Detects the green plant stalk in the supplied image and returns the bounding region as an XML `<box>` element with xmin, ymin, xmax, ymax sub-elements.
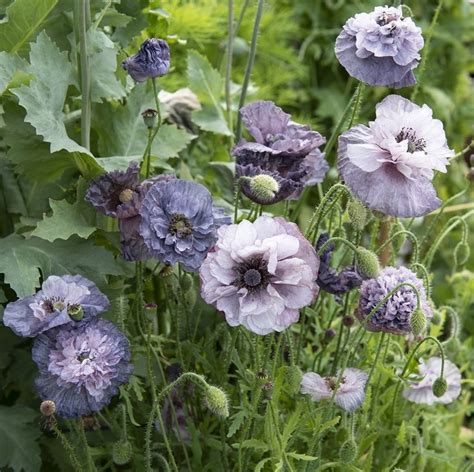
<box><xmin>52</xmin><ymin>422</ymin><xmax>83</xmax><ymax>472</ymax></box>
<box><xmin>75</xmin><ymin>0</ymin><xmax>91</xmax><ymax>150</ymax></box>
<box><xmin>225</xmin><ymin>0</ymin><xmax>234</xmax><ymax>133</ymax></box>
<box><xmin>77</xmin><ymin>418</ymin><xmax>97</xmax><ymax>472</ymax></box>
<box><xmin>235</xmin><ymin>0</ymin><xmax>265</xmax><ymax>141</ymax></box>
<box><xmin>376</xmin><ymin>229</ymin><xmax>419</xmax><ymax>264</ymax></box>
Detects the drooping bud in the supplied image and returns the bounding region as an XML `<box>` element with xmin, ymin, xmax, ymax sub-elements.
<box><xmin>119</xmin><ymin>188</ymin><xmax>134</xmax><ymax>203</ymax></box>
<box><xmin>355</xmin><ymin>247</ymin><xmax>380</xmax><ymax>278</ymax></box>
<box><xmin>112</xmin><ymin>439</ymin><xmax>133</xmax><ymax>465</ymax></box>
<box><xmin>68</xmin><ymin>304</ymin><xmax>84</xmax><ymax>321</ymax></box>
<box><xmin>347</xmin><ymin>199</ymin><xmax>368</xmax><ymax>231</ymax></box>
<box><xmin>204</xmin><ymin>385</ymin><xmax>229</xmax><ymax>418</ymax></box>
<box><xmin>432</xmin><ymin>377</ymin><xmax>448</xmax><ymax>398</ymax></box>
<box><xmin>142</xmin><ymin>108</ymin><xmax>158</xmax><ymax>129</ymax></box>
<box><xmin>339</xmin><ymin>439</ymin><xmax>358</xmax><ymax>463</ymax></box>
<box><xmin>248</xmin><ymin>175</ymin><xmax>280</xmax><ymax>203</ymax></box>
<box><xmin>40</xmin><ymin>400</ymin><xmax>56</xmax><ymax>417</ymax></box>
<box><xmin>409</xmin><ymin>308</ymin><xmax>426</xmax><ymax>337</ymax></box>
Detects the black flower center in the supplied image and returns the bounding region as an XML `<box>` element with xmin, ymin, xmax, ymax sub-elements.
<box><xmin>235</xmin><ymin>257</ymin><xmax>270</xmax><ymax>291</ymax></box>
<box><xmin>325</xmin><ymin>376</ymin><xmax>346</xmax><ymax>391</ymax></box>
<box><xmin>395</xmin><ymin>127</ymin><xmax>426</xmax><ymax>153</ymax></box>
<box><xmin>77</xmin><ymin>351</ymin><xmax>90</xmax><ymax>362</ymax></box>
<box><xmin>377</xmin><ymin>12</ymin><xmax>400</xmax><ymax>26</ymax></box>
<box><xmin>169</xmin><ymin>213</ymin><xmax>193</xmax><ymax>238</ymax></box>
<box><xmin>43</xmin><ymin>297</ymin><xmax>65</xmax><ymax>314</ymax></box>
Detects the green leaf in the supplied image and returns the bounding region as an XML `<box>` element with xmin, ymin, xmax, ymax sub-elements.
<box><xmin>227</xmin><ymin>410</ymin><xmax>247</xmax><ymax>438</ymax></box>
<box><xmin>0</xmin><ymin>0</ymin><xmax>58</xmax><ymax>55</ymax></box>
<box><xmin>0</xmin><ymin>51</ymin><xmax>30</xmax><ymax>95</ymax></box>
<box><xmin>95</xmin><ymin>86</ymin><xmax>193</xmax><ymax>159</ymax></box>
<box><xmin>88</xmin><ymin>29</ymin><xmax>126</xmax><ymax>103</ymax></box>
<box><xmin>187</xmin><ymin>50</ymin><xmax>231</xmax><ymax>136</ymax></box>
<box><xmin>232</xmin><ymin>439</ymin><xmax>269</xmax><ymax>451</ymax></box>
<box><xmin>0</xmin><ymin>234</ymin><xmax>132</xmax><ymax>297</ymax></box>
<box><xmin>286</xmin><ymin>453</ymin><xmax>318</xmax><ymax>462</ymax></box>
<box><xmin>255</xmin><ymin>457</ymin><xmax>272</xmax><ymax>472</ymax></box>
<box><xmin>31</xmin><ymin>198</ymin><xmax>96</xmax><ymax>242</ymax></box>
<box><xmin>0</xmin><ymin>405</ymin><xmax>41</xmax><ymax>472</ymax></box>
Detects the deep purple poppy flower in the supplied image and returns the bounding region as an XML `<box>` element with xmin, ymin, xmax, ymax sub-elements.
<box><xmin>338</xmin><ymin>95</ymin><xmax>453</xmax><ymax>217</ymax></box>
<box><xmin>234</xmin><ymin>101</ymin><xmax>328</xmax><ymax>204</ymax></box>
<box><xmin>357</xmin><ymin>266</ymin><xmax>432</xmax><ymax>335</ymax></box>
<box><xmin>32</xmin><ymin>318</ymin><xmax>132</xmax><ymax>418</ymax></box>
<box><xmin>3</xmin><ymin>275</ymin><xmax>109</xmax><ymax>338</ymax></box>
<box><xmin>335</xmin><ymin>6</ymin><xmax>424</xmax><ymax>88</ymax></box>
<box><xmin>122</xmin><ymin>38</ymin><xmax>170</xmax><ymax>83</ymax></box>
<box><xmin>139</xmin><ymin>179</ymin><xmax>231</xmax><ymax>271</ymax></box>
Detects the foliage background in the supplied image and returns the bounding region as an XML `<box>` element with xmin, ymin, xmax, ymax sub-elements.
<box><xmin>0</xmin><ymin>0</ymin><xmax>473</xmax><ymax>471</ymax></box>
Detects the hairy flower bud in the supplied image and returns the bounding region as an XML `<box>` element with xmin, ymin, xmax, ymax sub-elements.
<box><xmin>410</xmin><ymin>308</ymin><xmax>426</xmax><ymax>336</ymax></box>
<box><xmin>112</xmin><ymin>440</ymin><xmax>133</xmax><ymax>465</ymax></box>
<box><xmin>40</xmin><ymin>400</ymin><xmax>56</xmax><ymax>417</ymax></box>
<box><xmin>339</xmin><ymin>439</ymin><xmax>358</xmax><ymax>463</ymax></box>
<box><xmin>432</xmin><ymin>377</ymin><xmax>448</xmax><ymax>398</ymax></box>
<box><xmin>248</xmin><ymin>175</ymin><xmax>280</xmax><ymax>203</ymax></box>
<box><xmin>204</xmin><ymin>386</ymin><xmax>229</xmax><ymax>418</ymax></box>
<box><xmin>347</xmin><ymin>199</ymin><xmax>367</xmax><ymax>231</ymax></box>
<box><xmin>355</xmin><ymin>247</ymin><xmax>380</xmax><ymax>278</ymax></box>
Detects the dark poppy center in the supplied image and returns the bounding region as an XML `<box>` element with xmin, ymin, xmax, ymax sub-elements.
<box><xmin>77</xmin><ymin>351</ymin><xmax>90</xmax><ymax>362</ymax></box>
<box><xmin>395</xmin><ymin>127</ymin><xmax>426</xmax><ymax>153</ymax></box>
<box><xmin>243</xmin><ymin>269</ymin><xmax>262</xmax><ymax>287</ymax></box>
<box><xmin>169</xmin><ymin>213</ymin><xmax>193</xmax><ymax>238</ymax></box>
<box><xmin>377</xmin><ymin>12</ymin><xmax>399</xmax><ymax>26</ymax></box>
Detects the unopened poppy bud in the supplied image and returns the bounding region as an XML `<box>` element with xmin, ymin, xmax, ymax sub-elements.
<box><xmin>432</xmin><ymin>377</ymin><xmax>448</xmax><ymax>398</ymax></box>
<box><xmin>204</xmin><ymin>385</ymin><xmax>229</xmax><ymax>418</ymax></box>
<box><xmin>248</xmin><ymin>175</ymin><xmax>280</xmax><ymax>203</ymax></box>
<box><xmin>410</xmin><ymin>308</ymin><xmax>426</xmax><ymax>337</ymax></box>
<box><xmin>40</xmin><ymin>400</ymin><xmax>56</xmax><ymax>417</ymax></box>
<box><xmin>355</xmin><ymin>247</ymin><xmax>380</xmax><ymax>278</ymax></box>
<box><xmin>347</xmin><ymin>199</ymin><xmax>367</xmax><ymax>231</ymax></box>
<box><xmin>112</xmin><ymin>439</ymin><xmax>133</xmax><ymax>465</ymax></box>
<box><xmin>339</xmin><ymin>439</ymin><xmax>358</xmax><ymax>463</ymax></box>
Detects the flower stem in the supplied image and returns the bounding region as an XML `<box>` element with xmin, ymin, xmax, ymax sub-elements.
<box><xmin>52</xmin><ymin>422</ymin><xmax>83</xmax><ymax>472</ymax></box>
<box><xmin>75</xmin><ymin>0</ymin><xmax>91</xmax><ymax>150</ymax></box>
<box><xmin>235</xmin><ymin>0</ymin><xmax>265</xmax><ymax>141</ymax></box>
<box><xmin>225</xmin><ymin>0</ymin><xmax>234</xmax><ymax>134</ymax></box>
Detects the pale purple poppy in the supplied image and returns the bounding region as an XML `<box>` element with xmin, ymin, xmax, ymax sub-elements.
<box><xmin>300</xmin><ymin>368</ymin><xmax>368</xmax><ymax>412</ymax></box>
<box><xmin>199</xmin><ymin>216</ymin><xmax>319</xmax><ymax>335</ymax></box>
<box><xmin>32</xmin><ymin>318</ymin><xmax>132</xmax><ymax>418</ymax></box>
<box><xmin>139</xmin><ymin>179</ymin><xmax>231</xmax><ymax>271</ymax></box>
<box><xmin>3</xmin><ymin>275</ymin><xmax>109</xmax><ymax>337</ymax></box>
<box><xmin>403</xmin><ymin>357</ymin><xmax>461</xmax><ymax>405</ymax></box>
<box><xmin>357</xmin><ymin>266</ymin><xmax>432</xmax><ymax>335</ymax></box>
<box><xmin>122</xmin><ymin>38</ymin><xmax>170</xmax><ymax>82</ymax></box>
<box><xmin>338</xmin><ymin>95</ymin><xmax>453</xmax><ymax>217</ymax></box>
<box><xmin>234</xmin><ymin>101</ymin><xmax>328</xmax><ymax>204</ymax></box>
<box><xmin>335</xmin><ymin>6</ymin><xmax>424</xmax><ymax>88</ymax></box>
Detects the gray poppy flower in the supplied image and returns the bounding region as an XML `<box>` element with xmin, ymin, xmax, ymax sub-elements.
<box><xmin>335</xmin><ymin>6</ymin><xmax>424</xmax><ymax>88</ymax></box>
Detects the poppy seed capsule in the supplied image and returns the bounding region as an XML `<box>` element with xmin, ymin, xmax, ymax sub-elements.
<box><xmin>325</xmin><ymin>328</ymin><xmax>336</xmax><ymax>339</ymax></box>
<box><xmin>343</xmin><ymin>315</ymin><xmax>355</xmax><ymax>327</ymax></box>
<box><xmin>142</xmin><ymin>108</ymin><xmax>158</xmax><ymax>129</ymax></box>
<box><xmin>40</xmin><ymin>400</ymin><xmax>56</xmax><ymax>417</ymax></box>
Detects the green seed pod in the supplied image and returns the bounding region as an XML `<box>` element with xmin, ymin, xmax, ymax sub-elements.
<box><xmin>112</xmin><ymin>439</ymin><xmax>133</xmax><ymax>465</ymax></box>
<box><xmin>355</xmin><ymin>247</ymin><xmax>380</xmax><ymax>278</ymax></box>
<box><xmin>141</xmin><ymin>108</ymin><xmax>158</xmax><ymax>129</ymax></box>
<box><xmin>409</xmin><ymin>308</ymin><xmax>426</xmax><ymax>337</ymax></box>
<box><xmin>68</xmin><ymin>304</ymin><xmax>84</xmax><ymax>321</ymax></box>
<box><xmin>204</xmin><ymin>385</ymin><xmax>229</xmax><ymax>418</ymax></box>
<box><xmin>249</xmin><ymin>174</ymin><xmax>280</xmax><ymax>202</ymax></box>
<box><xmin>40</xmin><ymin>400</ymin><xmax>56</xmax><ymax>417</ymax></box>
<box><xmin>118</xmin><ymin>188</ymin><xmax>134</xmax><ymax>203</ymax></box>
<box><xmin>339</xmin><ymin>439</ymin><xmax>358</xmax><ymax>463</ymax></box>
<box><xmin>347</xmin><ymin>199</ymin><xmax>368</xmax><ymax>231</ymax></box>
<box><xmin>432</xmin><ymin>377</ymin><xmax>448</xmax><ymax>398</ymax></box>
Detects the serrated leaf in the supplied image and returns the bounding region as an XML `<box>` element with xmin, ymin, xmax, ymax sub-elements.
<box><xmin>13</xmin><ymin>32</ymin><xmax>87</xmax><ymax>154</ymax></box>
<box><xmin>0</xmin><ymin>405</ymin><xmax>41</xmax><ymax>472</ymax></box>
<box><xmin>0</xmin><ymin>52</ymin><xmax>30</xmax><ymax>95</ymax></box>
<box><xmin>227</xmin><ymin>410</ymin><xmax>247</xmax><ymax>438</ymax></box>
<box><xmin>0</xmin><ymin>234</ymin><xmax>132</xmax><ymax>297</ymax></box>
<box><xmin>286</xmin><ymin>453</ymin><xmax>318</xmax><ymax>461</ymax></box>
<box><xmin>95</xmin><ymin>86</ymin><xmax>194</xmax><ymax>159</ymax></box>
<box><xmin>232</xmin><ymin>439</ymin><xmax>269</xmax><ymax>451</ymax></box>
<box><xmin>255</xmin><ymin>457</ymin><xmax>272</xmax><ymax>472</ymax></box>
<box><xmin>187</xmin><ymin>50</ymin><xmax>231</xmax><ymax>136</ymax></box>
<box><xmin>31</xmin><ymin>198</ymin><xmax>96</xmax><ymax>242</ymax></box>
<box><xmin>88</xmin><ymin>29</ymin><xmax>126</xmax><ymax>103</ymax></box>
<box><xmin>0</xmin><ymin>0</ymin><xmax>58</xmax><ymax>55</ymax></box>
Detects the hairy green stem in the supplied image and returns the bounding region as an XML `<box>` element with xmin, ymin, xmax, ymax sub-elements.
<box><xmin>52</xmin><ymin>422</ymin><xmax>83</xmax><ymax>472</ymax></box>
<box><xmin>225</xmin><ymin>0</ymin><xmax>234</xmax><ymax>134</ymax></box>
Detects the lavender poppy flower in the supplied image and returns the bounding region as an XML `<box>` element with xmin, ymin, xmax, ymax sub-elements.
<box><xmin>85</xmin><ymin>161</ymin><xmax>141</xmax><ymax>218</ymax></box>
<box><xmin>3</xmin><ymin>275</ymin><xmax>109</xmax><ymax>338</ymax></box>
<box><xmin>316</xmin><ymin>233</ymin><xmax>366</xmax><ymax>299</ymax></box>
<box><xmin>301</xmin><ymin>368</ymin><xmax>368</xmax><ymax>412</ymax></box>
<box><xmin>139</xmin><ymin>179</ymin><xmax>231</xmax><ymax>271</ymax></box>
<box><xmin>122</xmin><ymin>38</ymin><xmax>170</xmax><ymax>82</ymax></box>
<box><xmin>32</xmin><ymin>318</ymin><xmax>132</xmax><ymax>418</ymax></box>
<box><xmin>357</xmin><ymin>266</ymin><xmax>432</xmax><ymax>335</ymax></box>
<box><xmin>403</xmin><ymin>357</ymin><xmax>461</xmax><ymax>406</ymax></box>
<box><xmin>335</xmin><ymin>6</ymin><xmax>424</xmax><ymax>88</ymax></box>
<box><xmin>338</xmin><ymin>95</ymin><xmax>453</xmax><ymax>217</ymax></box>
<box><xmin>200</xmin><ymin>216</ymin><xmax>319</xmax><ymax>335</ymax></box>
<box><xmin>234</xmin><ymin>101</ymin><xmax>328</xmax><ymax>204</ymax></box>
